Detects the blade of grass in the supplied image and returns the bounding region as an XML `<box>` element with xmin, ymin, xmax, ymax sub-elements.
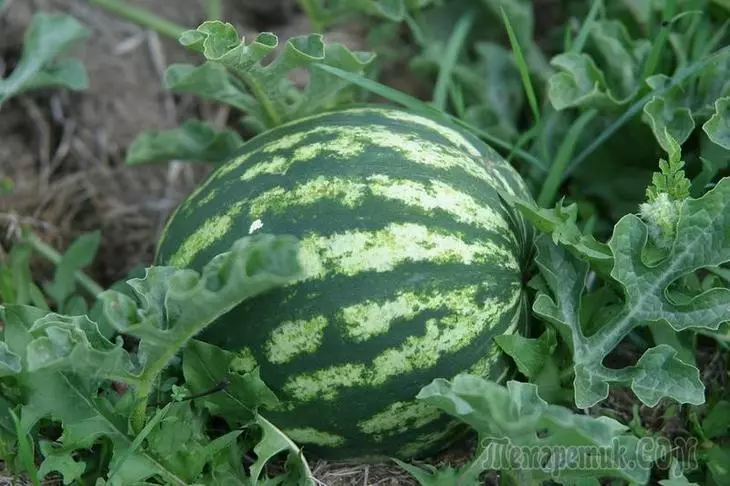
<box><xmin>311</xmin><ymin>64</ymin><xmax>548</xmax><ymax>172</ymax></box>
<box><xmin>106</xmin><ymin>403</ymin><xmax>172</xmax><ymax>482</ymax></box>
<box><xmin>206</xmin><ymin>0</ymin><xmax>222</xmax><ymax>20</ymax></box>
<box><xmin>538</xmin><ymin>108</ymin><xmax>598</xmax><ymax>207</ymax></box>
<box><xmin>88</xmin><ymin>0</ymin><xmax>188</xmax><ymax>40</ymax></box>
<box><xmin>500</xmin><ymin>6</ymin><xmax>540</xmax><ymax>124</ymax></box>
<box><xmin>11</xmin><ymin>409</ymin><xmax>40</xmax><ymax>486</ymax></box>
<box><xmin>448</xmin><ymin>83</ymin><xmax>466</xmax><ymax>118</ymax></box>
<box><xmin>563</xmin><ymin>45</ymin><xmax>730</xmax><ymax>180</ymax></box>
<box><xmin>506</xmin><ymin>123</ymin><xmax>540</xmax><ymax>164</ymax></box>
<box><xmin>297</xmin><ymin>0</ymin><xmax>326</xmax><ymax>32</ymax></box>
<box><xmin>570</xmin><ymin>0</ymin><xmax>603</xmax><ymax>54</ymax></box>
<box><xmin>432</xmin><ymin>10</ymin><xmax>474</xmax><ymax>111</ymax></box>
<box><xmin>640</xmin><ymin>0</ymin><xmax>677</xmax><ymax>81</ymax></box>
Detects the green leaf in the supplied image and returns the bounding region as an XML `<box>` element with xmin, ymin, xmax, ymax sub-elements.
<box><xmin>250</xmin><ymin>415</ymin><xmax>314</xmax><ymax>485</ymax></box>
<box><xmin>0</xmin><ymin>234</ymin><xmax>303</xmax><ymax>484</ymax></box>
<box><xmin>701</xmin><ymin>400</ymin><xmax>730</xmax><ymax>439</ymax></box>
<box><xmin>588</xmin><ymin>20</ymin><xmax>650</xmax><ymax>100</ymax></box>
<box><xmin>500</xmin><ymin>5</ymin><xmax>540</xmax><ymax>123</ymax></box>
<box><xmin>0</xmin><ymin>342</ymin><xmax>22</xmax><ymax>377</ymax></box>
<box><xmin>141</xmin><ymin>401</ymin><xmax>242</xmax><ymax>481</ymax></box>
<box><xmin>703</xmin><ymin>96</ymin><xmax>730</xmax><ymax>150</ymax></box>
<box><xmin>24</xmin><ymin>313</ymin><xmax>138</xmax><ymax>383</ymax></box>
<box><xmin>2</xmin><ymin>305</ymin><xmax>188</xmax><ymax>486</ymax></box>
<box><xmin>658</xmin><ymin>457</ymin><xmax>699</xmax><ymax>485</ymax></box>
<box><xmin>126</xmin><ymin>119</ymin><xmax>244</xmax><ymax>165</ymax></box>
<box><xmin>393</xmin><ymin>459</ymin><xmax>482</xmax><ymax>486</ymax></box>
<box><xmin>43</xmin><ymin>231</ymin><xmax>101</xmax><ymax>312</ymax></box>
<box><xmin>548</xmin><ymin>52</ymin><xmax>620</xmax><ymax>110</ymax></box>
<box><xmin>182</xmin><ymin>339</ymin><xmax>279</xmax><ymax>425</ymax></box>
<box><xmin>548</xmin><ymin>20</ymin><xmax>650</xmax><ymax>111</ymax></box>
<box><xmin>177</xmin><ymin>22</ymin><xmax>375</xmax><ymax>129</ymax></box>
<box><xmin>461</xmin><ymin>42</ymin><xmax>524</xmax><ymax>140</ymax></box>
<box><xmin>1</xmin><ymin>243</ymin><xmax>48</xmax><ymax>308</ymax></box>
<box><xmin>164</xmin><ymin>62</ymin><xmax>255</xmax><ymax>112</ymax></box>
<box><xmin>510</xmin><ymin>197</ymin><xmax>613</xmax><ymax>275</ymax></box>
<box><xmin>0</xmin><ymin>12</ymin><xmax>89</xmax><ymax>107</ymax></box>
<box><xmin>38</xmin><ymin>440</ymin><xmax>86</xmax><ymax>484</ymax></box>
<box><xmin>99</xmin><ymin>234</ymin><xmax>301</xmax><ymax>378</ymax></box>
<box><xmin>417</xmin><ymin>376</ymin><xmax>656</xmax><ymax>484</ymax></box>
<box><xmin>494</xmin><ymin>328</ymin><xmax>557</xmax><ymax>379</ymax></box>
<box><xmin>533</xmin><ymin>174</ymin><xmax>730</xmax><ymax>408</ymax></box>
<box><xmin>642</xmin><ymin>75</ymin><xmax>695</xmax><ymax>153</ymax></box>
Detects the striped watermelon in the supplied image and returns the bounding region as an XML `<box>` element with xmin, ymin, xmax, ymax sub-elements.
<box><xmin>155</xmin><ymin>106</ymin><xmax>534</xmax><ymax>461</ymax></box>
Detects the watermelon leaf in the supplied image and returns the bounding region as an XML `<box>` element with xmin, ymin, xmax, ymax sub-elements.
<box><xmin>125</xmin><ymin>119</ymin><xmax>244</xmax><ymax>165</ymax></box>
<box><xmin>250</xmin><ymin>415</ymin><xmax>315</xmax><ymax>485</ymax></box>
<box><xmin>414</xmin><ymin>375</ymin><xmax>659</xmax><ymax>484</ymax></box>
<box><xmin>510</xmin><ymin>196</ymin><xmax>613</xmax><ymax>275</ymax></box>
<box><xmin>0</xmin><ymin>233</ymin><xmax>303</xmax><ymax>484</ymax></box>
<box><xmin>177</xmin><ymin>21</ymin><xmax>375</xmax><ymax>130</ymax></box>
<box><xmin>182</xmin><ymin>339</ymin><xmax>279</xmax><ymax>425</ymax></box>
<box><xmin>533</xmin><ymin>179</ymin><xmax>730</xmax><ymax>409</ymax></box>
<box><xmin>642</xmin><ymin>75</ymin><xmax>696</xmax><ymax>153</ymax></box>
<box><xmin>494</xmin><ymin>327</ymin><xmax>557</xmax><ymax>380</ymax></box>
<box><xmin>548</xmin><ymin>20</ymin><xmax>650</xmax><ymax>111</ymax></box>
<box><xmin>164</xmin><ymin>62</ymin><xmax>255</xmax><ymax>113</ymax></box>
<box><xmin>703</xmin><ymin>96</ymin><xmax>730</xmax><ymax>150</ymax></box>
<box><xmin>0</xmin><ymin>12</ymin><xmax>89</xmax><ymax>108</ymax></box>
<box><xmin>392</xmin><ymin>458</ymin><xmax>482</xmax><ymax>486</ymax></box>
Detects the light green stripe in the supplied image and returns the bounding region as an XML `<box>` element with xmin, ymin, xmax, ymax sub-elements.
<box><xmin>296</xmin><ymin>222</ymin><xmax>519</xmax><ymax>282</ymax></box>
<box><xmin>248</xmin><ymin>175</ymin><xmax>513</xmax><ymax>239</ymax></box>
<box><xmin>235</xmin><ymin>124</ymin><xmax>505</xmax><ymax>189</ymax></box>
<box><xmin>265</xmin><ymin>316</ymin><xmax>329</xmax><ymax>364</ymax></box>
<box><xmin>283</xmin><ymin>288</ymin><xmax>522</xmax><ymax>401</ymax></box>
<box><xmin>358</xmin><ymin>400</ymin><xmax>441</xmax><ymax>436</ymax></box>
<box><xmin>231</xmin><ymin>347</ymin><xmax>257</xmax><ymax>373</ymax></box>
<box><xmin>377</xmin><ymin>109</ymin><xmax>481</xmax><ymax>157</ymax></box>
<box><xmin>282</xmin><ymin>427</ymin><xmax>345</xmax><ymax>447</ymax></box>
<box><xmin>339</xmin><ymin>285</ymin><xmax>496</xmax><ymax>342</ymax></box>
<box><xmin>169</xmin><ymin>200</ymin><xmax>245</xmax><ymax>267</ymax></box>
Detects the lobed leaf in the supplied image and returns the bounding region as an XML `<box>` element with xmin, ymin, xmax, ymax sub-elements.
<box><xmin>0</xmin><ymin>234</ymin><xmax>302</xmax><ymax>484</ymax></box>
<box><xmin>176</xmin><ymin>21</ymin><xmax>375</xmax><ymax>130</ymax></box>
<box><xmin>642</xmin><ymin>75</ymin><xmax>695</xmax><ymax>153</ymax></box>
<box><xmin>703</xmin><ymin>96</ymin><xmax>730</xmax><ymax>150</ymax></box>
<box><xmin>533</xmin><ymin>178</ymin><xmax>730</xmax><ymax>408</ymax></box>
<box><xmin>510</xmin><ymin>196</ymin><xmax>613</xmax><ymax>275</ymax></box>
<box><xmin>416</xmin><ymin>376</ymin><xmax>657</xmax><ymax>484</ymax></box>
<box><xmin>182</xmin><ymin>339</ymin><xmax>279</xmax><ymax>425</ymax></box>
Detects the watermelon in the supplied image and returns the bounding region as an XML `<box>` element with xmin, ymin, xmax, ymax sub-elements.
<box><xmin>155</xmin><ymin>106</ymin><xmax>534</xmax><ymax>461</ymax></box>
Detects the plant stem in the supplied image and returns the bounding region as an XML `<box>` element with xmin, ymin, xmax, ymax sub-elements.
<box><xmin>25</xmin><ymin>231</ymin><xmax>105</xmax><ymax>298</ymax></box>
<box><xmin>206</xmin><ymin>0</ymin><xmax>221</xmax><ymax>20</ymax></box>
<box><xmin>88</xmin><ymin>0</ymin><xmax>188</xmax><ymax>40</ymax></box>
<box><xmin>298</xmin><ymin>0</ymin><xmax>325</xmax><ymax>32</ymax></box>
<box><xmin>433</xmin><ymin>10</ymin><xmax>474</xmax><ymax>111</ymax></box>
<box><xmin>537</xmin><ymin>109</ymin><xmax>597</xmax><ymax>207</ymax></box>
